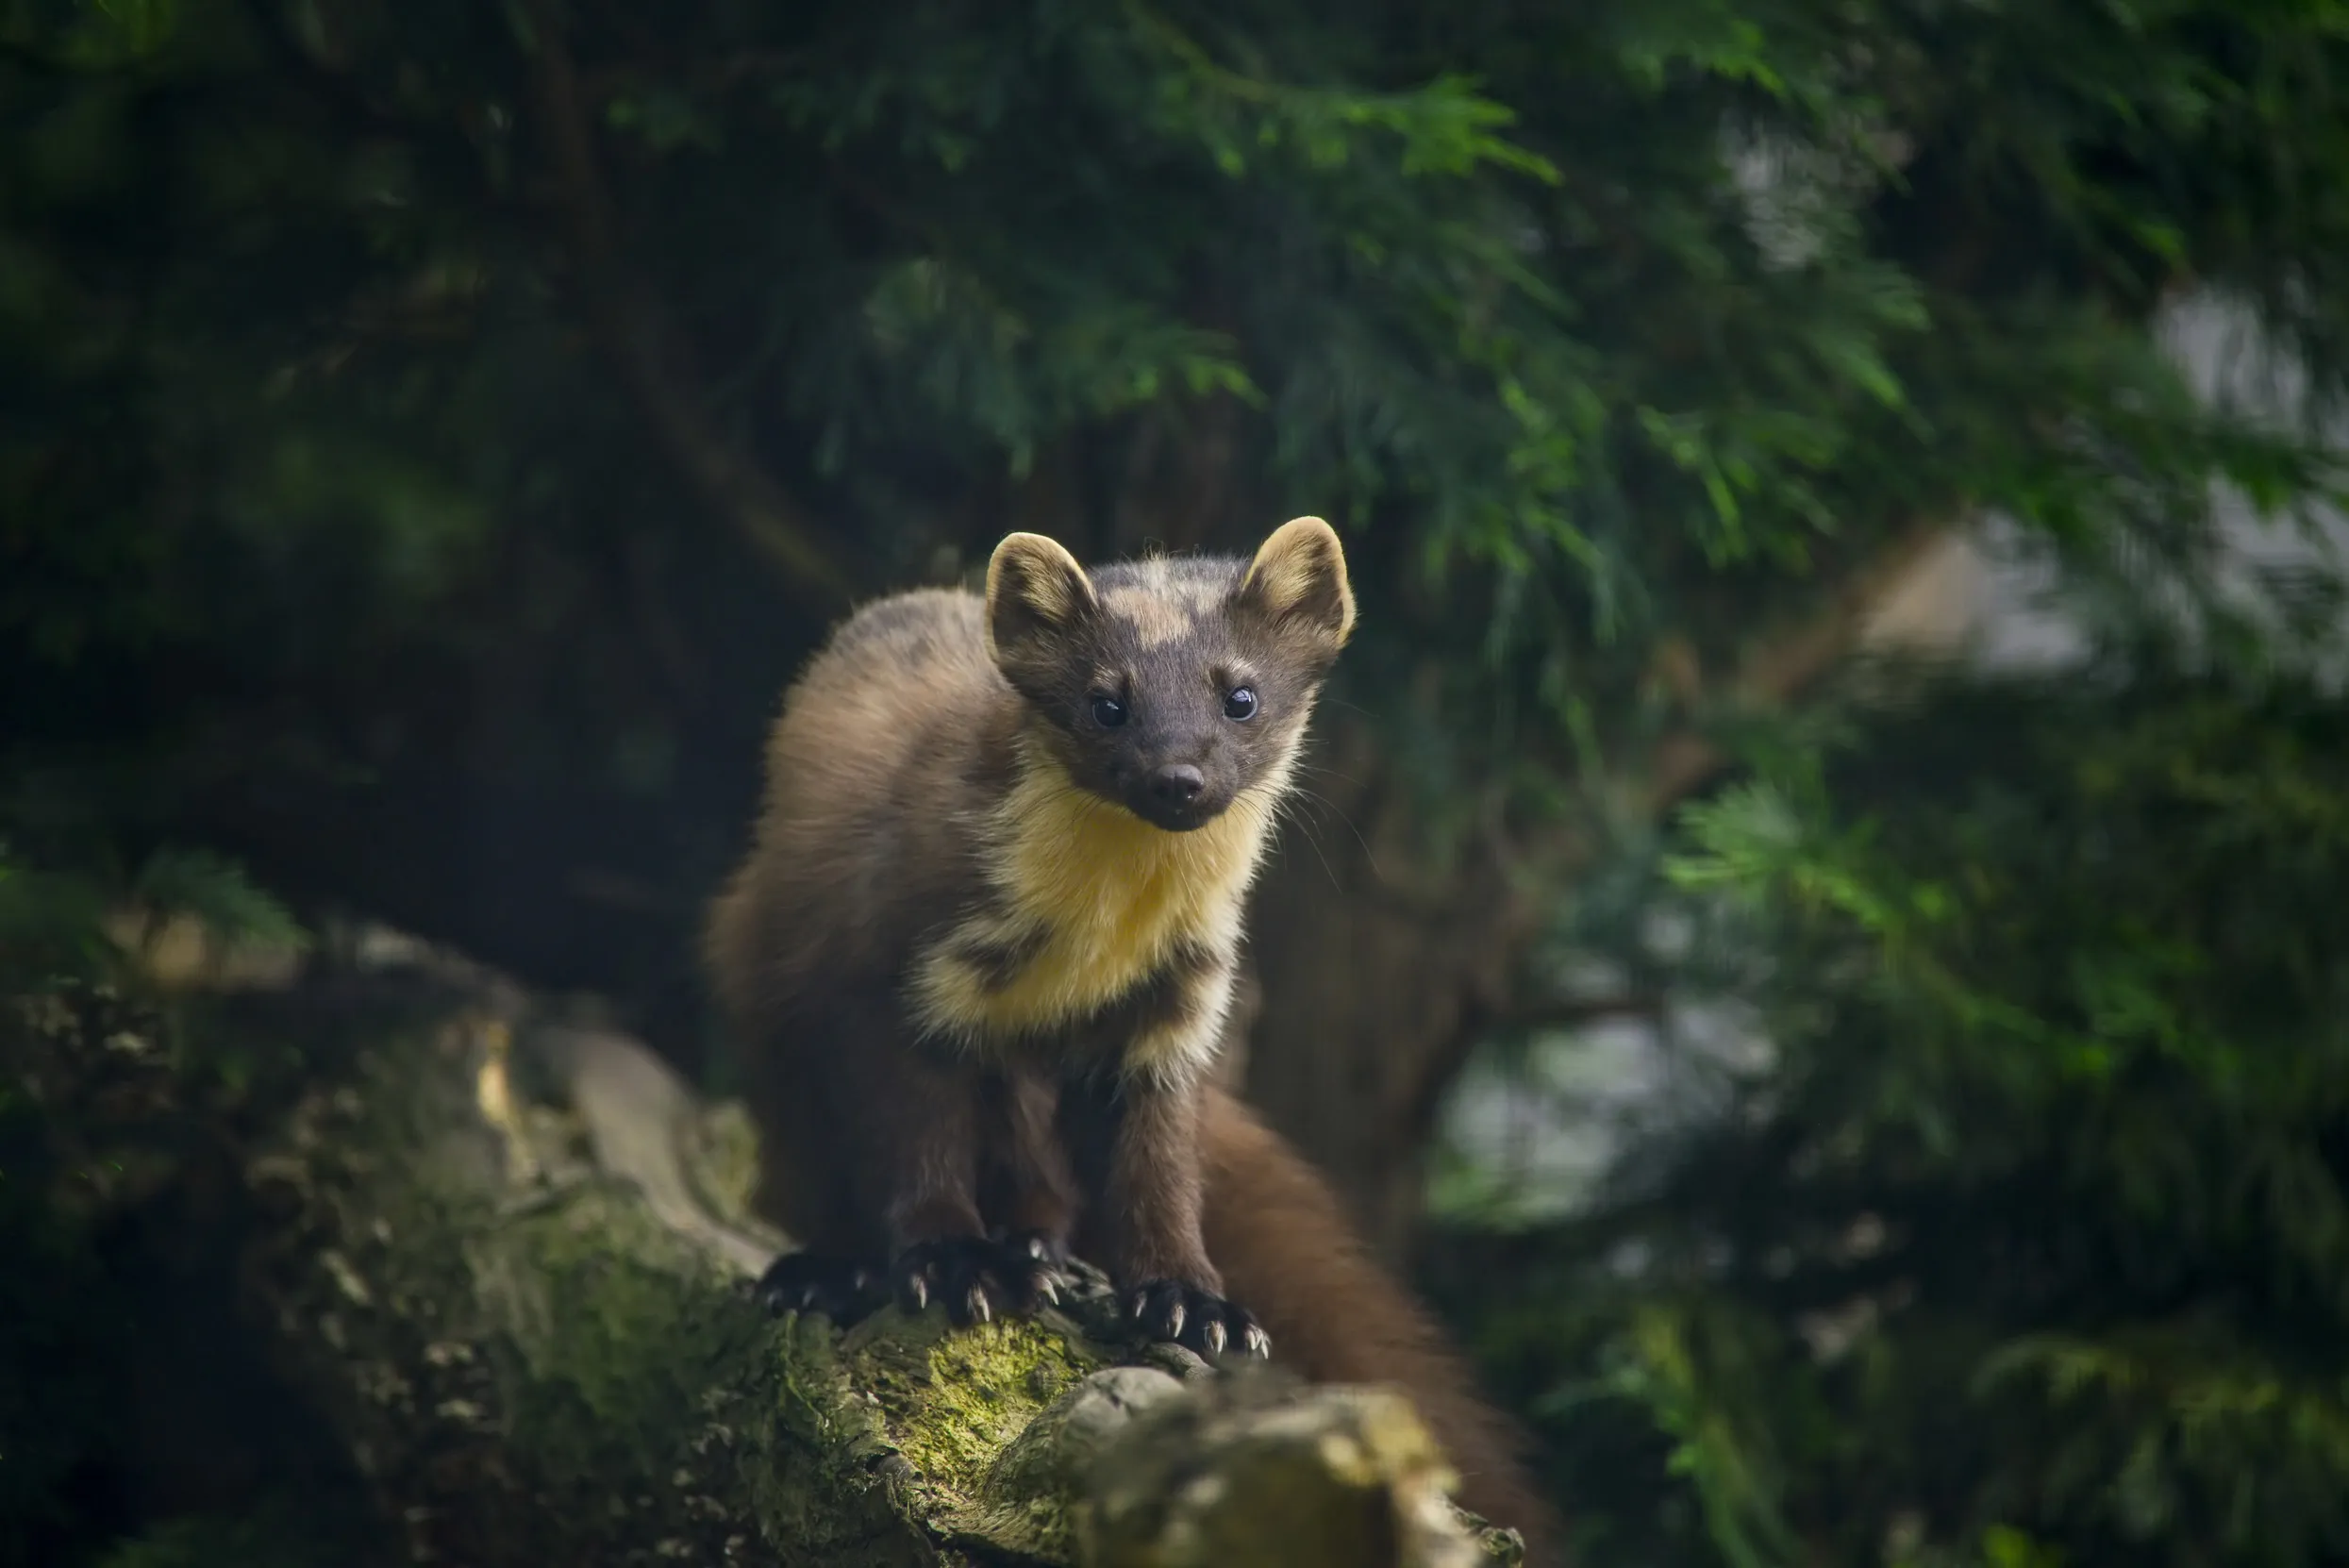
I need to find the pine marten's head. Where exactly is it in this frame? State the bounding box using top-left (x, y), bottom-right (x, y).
top-left (984, 518), bottom-right (1356, 833)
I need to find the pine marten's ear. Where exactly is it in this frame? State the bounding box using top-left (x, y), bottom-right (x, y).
top-left (1237, 516), bottom-right (1355, 652)
top-left (986, 532), bottom-right (1100, 671)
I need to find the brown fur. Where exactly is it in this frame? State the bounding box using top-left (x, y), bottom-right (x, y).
top-left (1200, 1086), bottom-right (1560, 1549)
top-left (703, 520), bottom-right (1554, 1557)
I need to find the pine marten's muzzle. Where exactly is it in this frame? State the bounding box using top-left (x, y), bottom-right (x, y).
top-left (1125, 751), bottom-right (1230, 831)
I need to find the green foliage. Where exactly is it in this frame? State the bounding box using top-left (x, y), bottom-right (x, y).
top-left (7, 0), bottom-right (2346, 899)
top-left (124, 849), bottom-right (308, 953)
top-left (87, 1511), bottom-right (323, 1568)
top-left (0, 839), bottom-right (304, 992)
top-left (1444, 652), bottom-right (2349, 1568)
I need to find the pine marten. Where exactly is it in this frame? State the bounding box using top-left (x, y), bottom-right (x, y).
top-left (704, 518), bottom-right (1556, 1551)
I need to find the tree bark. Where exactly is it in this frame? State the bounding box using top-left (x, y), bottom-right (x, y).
top-left (1241, 717), bottom-right (1539, 1264)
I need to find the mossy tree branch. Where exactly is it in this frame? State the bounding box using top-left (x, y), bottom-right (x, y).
top-left (17, 926), bottom-right (1524, 1567)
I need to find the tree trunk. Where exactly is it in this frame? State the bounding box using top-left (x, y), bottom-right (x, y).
top-left (1241, 716), bottom-right (1540, 1264)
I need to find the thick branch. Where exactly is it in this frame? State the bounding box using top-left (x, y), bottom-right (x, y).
top-left (28, 926), bottom-right (1524, 1567)
top-left (1640, 520), bottom-right (1956, 814)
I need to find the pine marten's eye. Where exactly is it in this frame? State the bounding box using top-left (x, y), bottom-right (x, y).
top-left (1224, 687), bottom-right (1258, 721)
top-left (1091, 694), bottom-right (1128, 727)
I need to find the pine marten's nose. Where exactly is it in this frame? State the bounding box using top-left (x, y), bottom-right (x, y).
top-left (1149, 762), bottom-right (1206, 807)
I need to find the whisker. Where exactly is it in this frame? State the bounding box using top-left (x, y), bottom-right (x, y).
top-left (1292, 759), bottom-right (1370, 791)
top-left (1278, 794), bottom-right (1343, 891)
top-left (1274, 782), bottom-right (1381, 891)
top-left (1284, 781), bottom-right (1377, 875)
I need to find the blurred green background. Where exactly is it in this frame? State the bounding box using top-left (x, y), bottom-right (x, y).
top-left (9, 0), bottom-right (2349, 1564)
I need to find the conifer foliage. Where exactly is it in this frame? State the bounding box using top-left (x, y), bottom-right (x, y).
top-left (1446, 654), bottom-right (2349, 1568)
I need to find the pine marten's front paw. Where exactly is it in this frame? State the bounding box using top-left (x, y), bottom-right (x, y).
top-left (1125, 1279), bottom-right (1272, 1359)
top-left (995, 1226), bottom-right (1073, 1273)
top-left (891, 1235), bottom-right (1065, 1327)
top-left (754, 1251), bottom-right (883, 1323)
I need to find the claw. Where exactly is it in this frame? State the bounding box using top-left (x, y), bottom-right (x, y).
top-left (1204, 1320), bottom-right (1227, 1355)
top-left (1243, 1324), bottom-right (1272, 1358)
top-left (756, 1251), bottom-right (883, 1325)
top-left (891, 1238), bottom-right (1064, 1327)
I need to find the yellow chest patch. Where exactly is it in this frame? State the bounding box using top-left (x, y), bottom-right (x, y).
top-left (913, 768), bottom-right (1271, 1043)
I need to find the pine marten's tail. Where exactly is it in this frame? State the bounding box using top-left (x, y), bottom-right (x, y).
top-left (1197, 1085), bottom-right (1560, 1560)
